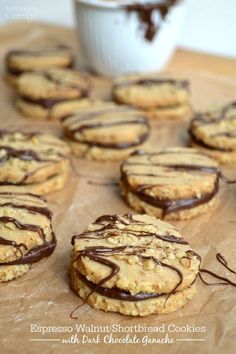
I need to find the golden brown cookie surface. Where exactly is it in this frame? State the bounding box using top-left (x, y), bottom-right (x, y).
top-left (189, 102), bottom-right (236, 164)
top-left (120, 147), bottom-right (220, 220)
top-left (113, 74), bottom-right (191, 120)
top-left (5, 45), bottom-right (74, 84)
top-left (62, 101), bottom-right (150, 161)
top-left (71, 214), bottom-right (200, 316)
top-left (16, 68), bottom-right (91, 120)
top-left (0, 192), bottom-right (56, 282)
top-left (0, 130), bottom-right (70, 195)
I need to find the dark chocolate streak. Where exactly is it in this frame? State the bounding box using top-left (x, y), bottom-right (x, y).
top-left (72, 213), bottom-right (188, 245)
top-left (0, 216), bottom-right (46, 240)
top-left (6, 45), bottom-right (71, 58)
top-left (0, 132), bottom-right (68, 186)
top-left (189, 129), bottom-right (233, 152)
top-left (70, 214), bottom-right (198, 318)
top-left (199, 253), bottom-right (236, 287)
top-left (121, 150), bottom-right (220, 216)
top-left (124, 0), bottom-right (181, 41)
top-left (190, 102), bottom-right (236, 151)
top-left (77, 271), bottom-right (165, 301)
top-left (64, 108), bottom-right (149, 149)
top-left (6, 44), bottom-right (74, 76)
top-left (19, 69), bottom-right (90, 109)
top-left (114, 78), bottom-right (189, 90)
top-left (0, 237), bottom-right (56, 266)
top-left (192, 102), bottom-right (236, 125)
top-left (6, 62), bottom-right (74, 77)
top-left (0, 145), bottom-right (53, 163)
top-left (20, 96), bottom-right (85, 110)
top-left (0, 197), bottom-right (56, 266)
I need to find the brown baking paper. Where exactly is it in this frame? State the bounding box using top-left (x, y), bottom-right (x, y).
top-left (0, 21), bottom-right (236, 354)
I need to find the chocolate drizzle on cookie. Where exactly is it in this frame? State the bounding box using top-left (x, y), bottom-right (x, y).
top-left (63, 104), bottom-right (150, 149)
top-left (189, 102), bottom-right (236, 152)
top-left (199, 253), bottom-right (236, 287)
top-left (70, 214), bottom-right (199, 319)
top-left (121, 149), bottom-right (220, 217)
top-left (114, 77), bottom-right (189, 90)
top-left (124, 0), bottom-right (182, 41)
top-left (19, 69), bottom-right (90, 110)
top-left (0, 130), bottom-right (69, 186)
top-left (0, 192), bottom-right (56, 266)
top-left (5, 44), bottom-right (74, 76)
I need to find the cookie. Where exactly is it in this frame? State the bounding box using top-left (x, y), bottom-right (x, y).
top-left (0, 192), bottom-right (56, 282)
top-left (189, 102), bottom-right (236, 165)
top-left (112, 74), bottom-right (191, 120)
top-left (16, 68), bottom-right (91, 120)
top-left (71, 214), bottom-right (200, 316)
top-left (5, 45), bottom-right (74, 85)
top-left (0, 130), bottom-right (70, 195)
top-left (62, 101), bottom-right (150, 161)
top-left (120, 147), bottom-right (220, 220)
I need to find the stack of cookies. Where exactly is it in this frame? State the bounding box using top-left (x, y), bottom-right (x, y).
top-left (2, 42), bottom-right (235, 319)
top-left (16, 68), bottom-right (91, 120)
top-left (113, 74), bottom-right (191, 120)
top-left (71, 214), bottom-right (201, 316)
top-left (120, 147), bottom-right (220, 220)
top-left (62, 101), bottom-right (150, 160)
top-left (0, 130), bottom-right (70, 195)
top-left (189, 102), bottom-right (236, 164)
top-left (0, 192), bottom-right (56, 282)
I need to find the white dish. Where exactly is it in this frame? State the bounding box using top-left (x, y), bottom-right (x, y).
top-left (74, 0), bottom-right (186, 76)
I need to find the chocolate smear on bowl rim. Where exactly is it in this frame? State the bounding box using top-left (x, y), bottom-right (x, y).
top-left (124, 0), bottom-right (182, 41)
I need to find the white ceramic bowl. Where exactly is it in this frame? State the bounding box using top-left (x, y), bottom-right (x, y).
top-left (74, 0), bottom-right (186, 77)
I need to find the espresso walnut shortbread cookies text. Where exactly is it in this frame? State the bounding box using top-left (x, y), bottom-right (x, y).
top-left (71, 214), bottom-right (200, 317)
top-left (0, 130), bottom-right (70, 195)
top-left (120, 147), bottom-right (220, 220)
top-left (113, 74), bottom-right (191, 120)
top-left (62, 101), bottom-right (150, 161)
top-left (0, 192), bottom-right (56, 282)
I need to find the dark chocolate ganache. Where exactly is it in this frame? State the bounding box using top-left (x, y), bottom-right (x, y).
top-left (124, 0), bottom-right (182, 41)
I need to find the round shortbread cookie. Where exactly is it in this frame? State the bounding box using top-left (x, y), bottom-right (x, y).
top-left (16, 68), bottom-right (91, 120)
top-left (62, 101), bottom-right (150, 161)
top-left (189, 102), bottom-right (236, 165)
top-left (0, 192), bottom-right (56, 282)
top-left (71, 214), bottom-right (201, 297)
top-left (0, 130), bottom-right (70, 195)
top-left (71, 269), bottom-right (196, 317)
top-left (120, 147), bottom-right (220, 220)
top-left (5, 45), bottom-right (74, 85)
top-left (113, 74), bottom-right (191, 120)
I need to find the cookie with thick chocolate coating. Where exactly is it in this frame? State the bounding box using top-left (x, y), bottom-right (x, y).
top-left (120, 147), bottom-right (220, 220)
top-left (71, 213), bottom-right (200, 316)
top-left (189, 102), bottom-right (236, 165)
top-left (0, 192), bottom-right (56, 282)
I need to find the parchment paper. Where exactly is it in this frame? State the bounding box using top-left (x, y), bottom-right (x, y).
top-left (0, 22), bottom-right (236, 354)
